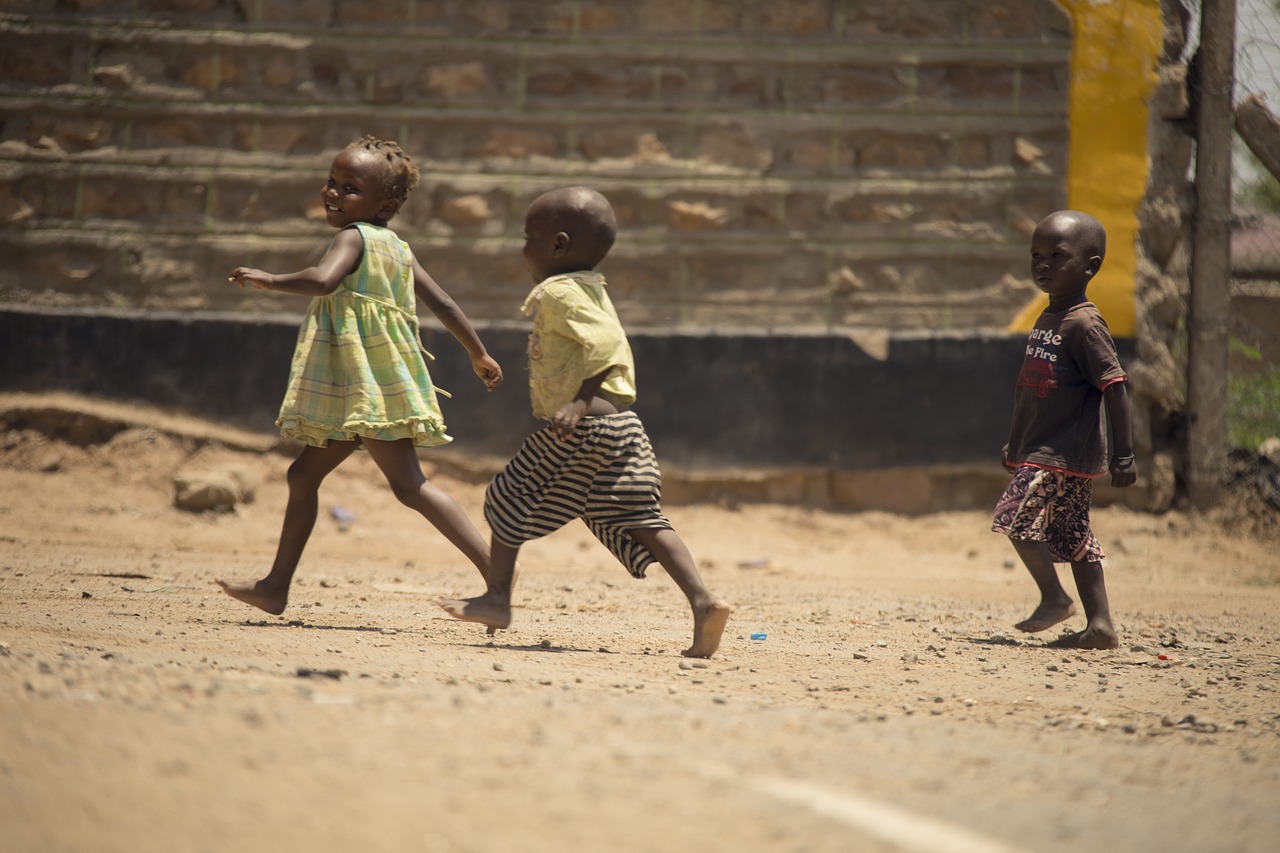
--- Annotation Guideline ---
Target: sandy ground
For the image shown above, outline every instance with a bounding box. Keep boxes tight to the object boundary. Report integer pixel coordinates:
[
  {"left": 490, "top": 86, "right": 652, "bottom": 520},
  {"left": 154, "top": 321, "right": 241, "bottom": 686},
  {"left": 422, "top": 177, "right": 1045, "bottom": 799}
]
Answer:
[{"left": 2, "top": 393, "right": 1279, "bottom": 853}]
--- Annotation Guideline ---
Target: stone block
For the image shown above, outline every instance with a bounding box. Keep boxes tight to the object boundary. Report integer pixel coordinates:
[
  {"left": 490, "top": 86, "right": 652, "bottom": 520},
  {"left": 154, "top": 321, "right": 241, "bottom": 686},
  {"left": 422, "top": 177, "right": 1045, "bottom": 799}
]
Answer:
[
  {"left": 844, "top": 1, "right": 949, "bottom": 39},
  {"left": 578, "top": 125, "right": 675, "bottom": 161},
  {"left": 667, "top": 200, "right": 729, "bottom": 231},
  {"left": 742, "top": 0, "right": 833, "bottom": 37},
  {"left": 816, "top": 65, "right": 908, "bottom": 107},
  {"left": 80, "top": 180, "right": 151, "bottom": 221},
  {"left": 526, "top": 62, "right": 655, "bottom": 102},
  {"left": 687, "top": 0, "right": 739, "bottom": 34},
  {"left": 580, "top": 1, "right": 624, "bottom": 33},
  {"left": 460, "top": 1, "right": 508, "bottom": 33},
  {"left": 33, "top": 117, "right": 113, "bottom": 153},
  {"left": 1019, "top": 64, "right": 1071, "bottom": 105},
  {"left": 508, "top": 1, "right": 577, "bottom": 35},
  {"left": 969, "top": 1, "right": 1070, "bottom": 40},
  {"left": 635, "top": 0, "right": 698, "bottom": 33},
  {"left": 0, "top": 41, "right": 71, "bottom": 86},
  {"left": 1150, "top": 64, "right": 1189, "bottom": 120},
  {"left": 134, "top": 117, "right": 217, "bottom": 150},
  {"left": 858, "top": 133, "right": 951, "bottom": 172},
  {"left": 233, "top": 119, "right": 310, "bottom": 155},
  {"left": 775, "top": 129, "right": 850, "bottom": 175},
  {"left": 421, "top": 61, "right": 493, "bottom": 99},
  {"left": 158, "top": 183, "right": 209, "bottom": 225},
  {"left": 481, "top": 128, "right": 559, "bottom": 159},
  {"left": 254, "top": 52, "right": 306, "bottom": 89},
  {"left": 696, "top": 124, "right": 773, "bottom": 172},
  {"left": 138, "top": 0, "right": 223, "bottom": 14},
  {"left": 252, "top": 0, "right": 333, "bottom": 26},
  {"left": 182, "top": 52, "right": 249, "bottom": 94},
  {"left": 339, "top": 1, "right": 411, "bottom": 24},
  {"left": 917, "top": 63, "right": 1017, "bottom": 108}
]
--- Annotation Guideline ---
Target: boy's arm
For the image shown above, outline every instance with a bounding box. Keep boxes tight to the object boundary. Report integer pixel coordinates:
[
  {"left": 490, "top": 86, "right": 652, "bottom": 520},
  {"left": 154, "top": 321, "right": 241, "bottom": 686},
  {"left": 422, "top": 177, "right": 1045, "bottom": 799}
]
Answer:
[
  {"left": 228, "top": 228, "right": 362, "bottom": 296},
  {"left": 550, "top": 369, "right": 612, "bottom": 440},
  {"left": 1103, "top": 380, "right": 1137, "bottom": 487},
  {"left": 411, "top": 256, "right": 502, "bottom": 390}
]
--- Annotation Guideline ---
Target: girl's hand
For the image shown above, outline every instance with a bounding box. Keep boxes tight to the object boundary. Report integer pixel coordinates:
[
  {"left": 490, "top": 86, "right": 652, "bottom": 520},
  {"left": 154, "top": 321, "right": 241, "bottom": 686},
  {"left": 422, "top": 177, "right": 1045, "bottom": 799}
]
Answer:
[
  {"left": 229, "top": 267, "right": 273, "bottom": 290},
  {"left": 472, "top": 355, "right": 503, "bottom": 391}
]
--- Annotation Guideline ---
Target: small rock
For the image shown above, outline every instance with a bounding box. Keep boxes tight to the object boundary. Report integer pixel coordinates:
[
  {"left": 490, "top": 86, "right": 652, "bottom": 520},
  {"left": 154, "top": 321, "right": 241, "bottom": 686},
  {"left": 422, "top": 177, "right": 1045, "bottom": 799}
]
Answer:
[{"left": 173, "top": 467, "right": 256, "bottom": 512}]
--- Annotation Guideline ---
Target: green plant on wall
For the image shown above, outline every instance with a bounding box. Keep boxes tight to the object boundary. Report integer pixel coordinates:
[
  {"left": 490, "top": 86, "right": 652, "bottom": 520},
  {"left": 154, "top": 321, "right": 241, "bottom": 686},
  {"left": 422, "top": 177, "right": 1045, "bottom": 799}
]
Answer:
[
  {"left": 1228, "top": 338, "right": 1280, "bottom": 450},
  {"left": 1237, "top": 146, "right": 1280, "bottom": 211}
]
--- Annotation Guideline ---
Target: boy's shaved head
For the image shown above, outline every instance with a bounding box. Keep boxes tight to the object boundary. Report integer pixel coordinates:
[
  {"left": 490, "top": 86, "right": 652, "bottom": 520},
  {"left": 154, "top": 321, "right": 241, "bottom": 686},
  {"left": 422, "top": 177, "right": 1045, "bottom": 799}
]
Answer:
[
  {"left": 526, "top": 186, "right": 617, "bottom": 271},
  {"left": 1037, "top": 210, "right": 1106, "bottom": 260}
]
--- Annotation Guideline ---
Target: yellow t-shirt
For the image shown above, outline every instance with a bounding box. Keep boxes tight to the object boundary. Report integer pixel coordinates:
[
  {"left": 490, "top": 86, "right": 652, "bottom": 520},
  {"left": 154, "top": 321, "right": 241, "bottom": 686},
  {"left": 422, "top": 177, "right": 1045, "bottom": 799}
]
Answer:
[{"left": 522, "top": 271, "right": 637, "bottom": 420}]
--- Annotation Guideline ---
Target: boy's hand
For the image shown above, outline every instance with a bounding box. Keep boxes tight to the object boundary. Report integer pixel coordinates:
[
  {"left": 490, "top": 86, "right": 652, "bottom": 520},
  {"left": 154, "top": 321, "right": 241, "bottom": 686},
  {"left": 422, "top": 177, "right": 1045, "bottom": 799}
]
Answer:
[
  {"left": 1001, "top": 446, "right": 1016, "bottom": 474},
  {"left": 550, "top": 399, "right": 589, "bottom": 441},
  {"left": 229, "top": 267, "right": 272, "bottom": 290},
  {"left": 1109, "top": 454, "right": 1137, "bottom": 488},
  {"left": 472, "top": 355, "right": 503, "bottom": 391}
]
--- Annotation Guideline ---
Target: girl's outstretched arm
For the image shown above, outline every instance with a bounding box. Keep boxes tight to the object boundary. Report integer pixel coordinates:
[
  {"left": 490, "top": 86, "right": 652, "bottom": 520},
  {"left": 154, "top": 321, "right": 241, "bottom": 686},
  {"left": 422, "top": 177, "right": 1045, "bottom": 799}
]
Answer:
[
  {"left": 411, "top": 255, "right": 503, "bottom": 390},
  {"left": 229, "top": 228, "right": 364, "bottom": 296}
]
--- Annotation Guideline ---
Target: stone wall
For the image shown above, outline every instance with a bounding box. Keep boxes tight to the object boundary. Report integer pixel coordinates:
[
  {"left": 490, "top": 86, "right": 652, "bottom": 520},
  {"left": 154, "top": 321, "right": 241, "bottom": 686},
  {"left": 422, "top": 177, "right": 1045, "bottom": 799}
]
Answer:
[{"left": 0, "top": 0, "right": 1070, "bottom": 331}]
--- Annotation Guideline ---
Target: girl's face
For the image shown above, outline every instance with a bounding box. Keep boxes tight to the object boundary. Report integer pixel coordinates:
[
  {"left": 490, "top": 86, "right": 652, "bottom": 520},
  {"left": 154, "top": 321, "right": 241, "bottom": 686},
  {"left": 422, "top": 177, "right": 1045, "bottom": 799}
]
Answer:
[{"left": 321, "top": 148, "right": 393, "bottom": 228}]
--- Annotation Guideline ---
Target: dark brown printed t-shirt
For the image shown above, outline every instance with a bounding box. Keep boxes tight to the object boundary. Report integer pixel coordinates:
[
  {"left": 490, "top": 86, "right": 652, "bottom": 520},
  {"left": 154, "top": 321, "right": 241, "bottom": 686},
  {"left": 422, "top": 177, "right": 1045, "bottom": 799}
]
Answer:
[{"left": 1005, "top": 300, "right": 1127, "bottom": 478}]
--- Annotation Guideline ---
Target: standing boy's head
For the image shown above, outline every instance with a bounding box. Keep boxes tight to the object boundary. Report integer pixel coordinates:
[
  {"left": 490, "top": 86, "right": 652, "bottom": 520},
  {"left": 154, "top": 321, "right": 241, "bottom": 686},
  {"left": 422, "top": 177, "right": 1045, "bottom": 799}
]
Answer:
[
  {"left": 1030, "top": 210, "right": 1107, "bottom": 302},
  {"left": 522, "top": 186, "right": 617, "bottom": 283},
  {"left": 323, "top": 136, "right": 421, "bottom": 228}
]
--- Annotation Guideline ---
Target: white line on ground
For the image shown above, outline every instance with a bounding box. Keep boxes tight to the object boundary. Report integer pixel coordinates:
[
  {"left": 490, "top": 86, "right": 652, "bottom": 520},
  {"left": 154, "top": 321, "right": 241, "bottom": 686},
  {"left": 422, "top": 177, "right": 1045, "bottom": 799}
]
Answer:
[{"left": 752, "top": 776, "right": 1023, "bottom": 853}]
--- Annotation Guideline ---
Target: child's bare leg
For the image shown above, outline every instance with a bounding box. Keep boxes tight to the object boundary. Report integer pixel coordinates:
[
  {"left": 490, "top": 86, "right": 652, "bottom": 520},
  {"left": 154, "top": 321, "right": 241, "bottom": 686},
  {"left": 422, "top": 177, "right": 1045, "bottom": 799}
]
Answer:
[
  {"left": 216, "top": 441, "right": 357, "bottom": 614},
  {"left": 1009, "top": 537, "right": 1077, "bottom": 633},
  {"left": 1049, "top": 560, "right": 1119, "bottom": 649},
  {"left": 630, "top": 526, "right": 730, "bottom": 658},
  {"left": 362, "top": 438, "right": 491, "bottom": 578},
  {"left": 440, "top": 539, "right": 519, "bottom": 630}
]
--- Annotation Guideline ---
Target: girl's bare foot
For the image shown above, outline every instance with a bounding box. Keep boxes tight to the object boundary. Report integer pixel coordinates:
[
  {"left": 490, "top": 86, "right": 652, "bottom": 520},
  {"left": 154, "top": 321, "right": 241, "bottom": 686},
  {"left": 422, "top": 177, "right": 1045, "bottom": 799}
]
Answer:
[
  {"left": 438, "top": 596, "right": 512, "bottom": 630},
  {"left": 1014, "top": 600, "right": 1077, "bottom": 633},
  {"left": 215, "top": 578, "right": 288, "bottom": 615},
  {"left": 1048, "top": 626, "right": 1119, "bottom": 650},
  {"left": 684, "top": 598, "right": 731, "bottom": 658}
]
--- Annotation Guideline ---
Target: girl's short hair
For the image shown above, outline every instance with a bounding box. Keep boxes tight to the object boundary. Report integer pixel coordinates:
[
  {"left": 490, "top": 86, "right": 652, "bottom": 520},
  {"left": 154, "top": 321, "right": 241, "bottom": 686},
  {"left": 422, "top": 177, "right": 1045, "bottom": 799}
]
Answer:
[{"left": 346, "top": 135, "right": 421, "bottom": 205}]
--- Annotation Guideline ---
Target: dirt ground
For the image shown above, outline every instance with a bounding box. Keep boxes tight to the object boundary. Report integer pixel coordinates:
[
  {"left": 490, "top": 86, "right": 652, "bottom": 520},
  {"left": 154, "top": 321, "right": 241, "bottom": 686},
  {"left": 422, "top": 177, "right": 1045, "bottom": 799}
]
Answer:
[{"left": 2, "top": 393, "right": 1279, "bottom": 853}]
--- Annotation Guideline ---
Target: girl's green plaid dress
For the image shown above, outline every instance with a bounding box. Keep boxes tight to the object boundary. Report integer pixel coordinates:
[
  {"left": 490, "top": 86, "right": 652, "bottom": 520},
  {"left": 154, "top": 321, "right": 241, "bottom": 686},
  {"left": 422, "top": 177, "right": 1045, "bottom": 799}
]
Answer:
[{"left": 276, "top": 222, "right": 451, "bottom": 449}]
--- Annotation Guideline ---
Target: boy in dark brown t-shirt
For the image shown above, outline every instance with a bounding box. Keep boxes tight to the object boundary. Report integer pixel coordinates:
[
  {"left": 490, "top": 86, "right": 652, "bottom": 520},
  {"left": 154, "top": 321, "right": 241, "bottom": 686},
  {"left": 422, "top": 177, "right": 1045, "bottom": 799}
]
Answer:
[{"left": 992, "top": 210, "right": 1137, "bottom": 650}]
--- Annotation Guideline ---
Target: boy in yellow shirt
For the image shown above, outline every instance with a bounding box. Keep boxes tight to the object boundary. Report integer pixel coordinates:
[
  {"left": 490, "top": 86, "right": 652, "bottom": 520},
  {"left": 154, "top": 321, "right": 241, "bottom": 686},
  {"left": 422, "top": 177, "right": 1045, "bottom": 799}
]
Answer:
[{"left": 441, "top": 187, "right": 731, "bottom": 657}]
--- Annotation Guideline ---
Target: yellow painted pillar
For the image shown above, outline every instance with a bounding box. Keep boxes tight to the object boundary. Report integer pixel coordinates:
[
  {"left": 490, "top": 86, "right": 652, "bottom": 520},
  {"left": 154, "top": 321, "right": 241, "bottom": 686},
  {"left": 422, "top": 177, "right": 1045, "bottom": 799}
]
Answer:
[{"left": 1010, "top": 0, "right": 1164, "bottom": 337}]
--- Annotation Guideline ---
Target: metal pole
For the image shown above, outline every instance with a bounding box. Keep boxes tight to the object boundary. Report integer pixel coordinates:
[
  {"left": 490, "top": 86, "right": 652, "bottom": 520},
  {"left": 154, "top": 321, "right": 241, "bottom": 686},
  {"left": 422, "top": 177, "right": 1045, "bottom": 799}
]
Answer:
[{"left": 1187, "top": 0, "right": 1236, "bottom": 508}]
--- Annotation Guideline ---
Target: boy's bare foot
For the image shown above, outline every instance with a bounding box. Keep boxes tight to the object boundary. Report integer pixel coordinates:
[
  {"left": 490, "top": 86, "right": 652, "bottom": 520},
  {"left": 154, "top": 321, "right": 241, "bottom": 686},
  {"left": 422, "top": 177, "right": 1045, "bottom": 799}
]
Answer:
[
  {"left": 1014, "top": 600, "right": 1077, "bottom": 633},
  {"left": 683, "top": 598, "right": 731, "bottom": 659},
  {"left": 215, "top": 578, "right": 288, "bottom": 615},
  {"left": 1048, "top": 626, "right": 1120, "bottom": 650},
  {"left": 438, "top": 596, "right": 512, "bottom": 631}
]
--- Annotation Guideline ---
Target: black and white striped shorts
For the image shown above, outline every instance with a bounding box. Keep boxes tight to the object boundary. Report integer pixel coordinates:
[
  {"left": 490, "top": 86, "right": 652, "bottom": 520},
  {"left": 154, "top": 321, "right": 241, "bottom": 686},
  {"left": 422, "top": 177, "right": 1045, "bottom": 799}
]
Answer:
[{"left": 484, "top": 411, "right": 672, "bottom": 578}]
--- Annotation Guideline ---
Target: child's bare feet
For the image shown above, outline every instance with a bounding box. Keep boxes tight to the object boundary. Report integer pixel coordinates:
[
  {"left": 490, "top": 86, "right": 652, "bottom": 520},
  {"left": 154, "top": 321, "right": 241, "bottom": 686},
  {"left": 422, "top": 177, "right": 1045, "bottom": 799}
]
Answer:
[
  {"left": 1014, "top": 599, "right": 1077, "bottom": 633},
  {"left": 438, "top": 595, "right": 512, "bottom": 631},
  {"left": 684, "top": 598, "right": 731, "bottom": 658},
  {"left": 215, "top": 578, "right": 288, "bottom": 615},
  {"left": 1048, "top": 625, "right": 1120, "bottom": 650}
]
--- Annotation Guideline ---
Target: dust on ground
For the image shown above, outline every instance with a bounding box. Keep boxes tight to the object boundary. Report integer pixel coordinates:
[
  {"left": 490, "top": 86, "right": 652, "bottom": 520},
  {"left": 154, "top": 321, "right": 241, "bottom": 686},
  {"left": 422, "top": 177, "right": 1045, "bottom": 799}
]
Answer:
[{"left": 2, "top": 393, "right": 1278, "bottom": 853}]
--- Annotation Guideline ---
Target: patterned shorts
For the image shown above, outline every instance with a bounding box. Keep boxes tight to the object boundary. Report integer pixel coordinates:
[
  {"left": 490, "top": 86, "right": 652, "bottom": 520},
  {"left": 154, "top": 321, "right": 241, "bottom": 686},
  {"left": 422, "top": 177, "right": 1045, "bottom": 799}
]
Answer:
[
  {"left": 484, "top": 412, "right": 672, "bottom": 578},
  {"left": 991, "top": 466, "right": 1104, "bottom": 564}
]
